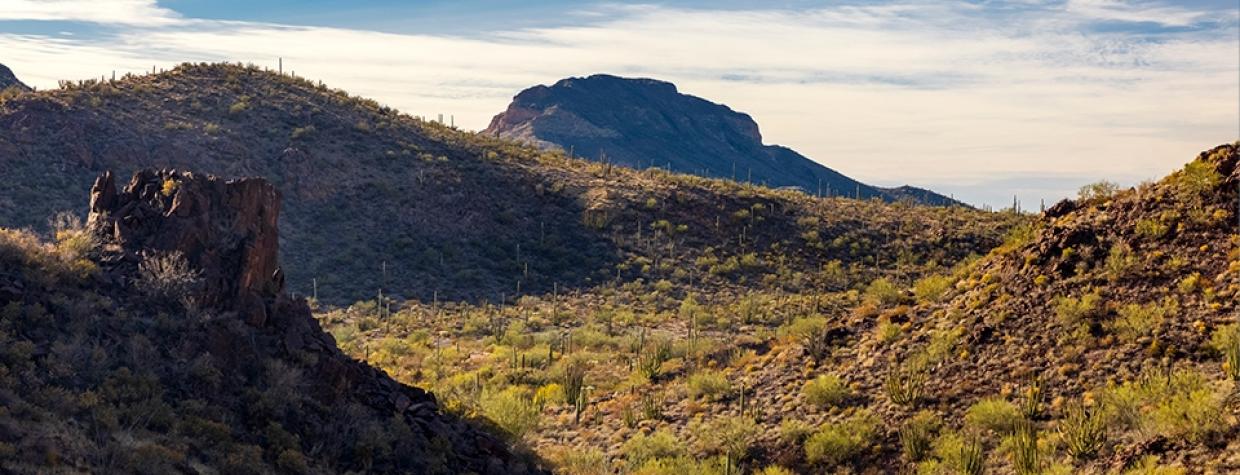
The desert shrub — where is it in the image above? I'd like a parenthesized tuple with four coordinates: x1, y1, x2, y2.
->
(802, 374, 850, 408)
(1122, 456, 1186, 475)
(1077, 181, 1119, 202)
(1058, 402, 1106, 460)
(863, 278, 902, 307)
(874, 317, 903, 344)
(1002, 420, 1040, 475)
(1111, 298, 1176, 342)
(885, 360, 927, 406)
(550, 447, 609, 475)
(778, 419, 814, 445)
(1103, 242, 1138, 281)
(1134, 219, 1169, 239)
(930, 431, 984, 475)
(899, 411, 940, 462)
(1100, 368, 1226, 442)
(622, 430, 685, 469)
(1054, 292, 1101, 334)
(964, 397, 1023, 435)
(687, 370, 731, 401)
(913, 274, 953, 303)
(1215, 325, 1240, 381)
(691, 415, 758, 467)
(1174, 161, 1221, 205)
(479, 386, 540, 440)
(804, 410, 880, 467)
(137, 251, 201, 304)
(533, 383, 565, 409)
(757, 466, 794, 475)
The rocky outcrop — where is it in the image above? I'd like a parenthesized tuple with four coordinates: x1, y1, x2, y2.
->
(85, 169, 544, 474)
(89, 169, 283, 325)
(485, 74, 963, 206)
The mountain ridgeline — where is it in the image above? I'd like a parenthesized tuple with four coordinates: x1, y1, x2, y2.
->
(0, 63, 1012, 306)
(484, 74, 961, 206)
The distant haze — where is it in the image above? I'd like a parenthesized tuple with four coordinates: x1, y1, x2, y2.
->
(1, 0, 1236, 208)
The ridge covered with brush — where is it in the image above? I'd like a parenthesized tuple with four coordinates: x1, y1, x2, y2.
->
(0, 63, 1007, 306)
(0, 169, 543, 474)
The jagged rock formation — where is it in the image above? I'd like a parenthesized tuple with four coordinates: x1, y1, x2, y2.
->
(485, 74, 963, 206)
(0, 63, 29, 92)
(0, 168, 544, 474)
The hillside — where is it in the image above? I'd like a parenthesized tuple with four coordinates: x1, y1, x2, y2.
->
(323, 144, 1239, 474)
(0, 63, 28, 93)
(0, 169, 542, 474)
(484, 74, 962, 206)
(0, 63, 1011, 306)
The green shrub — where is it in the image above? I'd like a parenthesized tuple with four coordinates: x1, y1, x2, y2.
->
(1103, 242, 1138, 281)
(964, 397, 1023, 435)
(1100, 368, 1226, 442)
(1054, 292, 1101, 334)
(1077, 181, 1119, 201)
(1174, 161, 1221, 205)
(1210, 324, 1239, 381)
(1058, 402, 1106, 460)
(802, 374, 850, 408)
(899, 411, 940, 462)
(1134, 219, 1169, 239)
(1111, 298, 1176, 342)
(621, 430, 685, 469)
(864, 278, 903, 307)
(687, 370, 731, 401)
(930, 431, 984, 475)
(1004, 421, 1040, 475)
(1122, 456, 1186, 475)
(691, 416, 758, 467)
(804, 410, 880, 467)
(913, 275, 953, 303)
(885, 361, 926, 407)
(550, 447, 608, 475)
(479, 386, 540, 440)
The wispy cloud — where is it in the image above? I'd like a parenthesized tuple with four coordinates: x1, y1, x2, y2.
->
(0, 0, 181, 26)
(0, 0, 1235, 207)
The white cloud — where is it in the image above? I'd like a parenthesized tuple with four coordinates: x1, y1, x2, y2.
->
(0, 0, 181, 26)
(0, 2, 1235, 207)
(1064, 0, 1212, 27)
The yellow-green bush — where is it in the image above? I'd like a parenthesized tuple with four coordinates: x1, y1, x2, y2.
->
(802, 374, 850, 408)
(479, 386, 540, 440)
(964, 397, 1023, 435)
(804, 410, 880, 467)
(687, 370, 731, 401)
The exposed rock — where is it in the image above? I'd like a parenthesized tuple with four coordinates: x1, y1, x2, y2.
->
(485, 74, 963, 206)
(84, 169, 545, 474)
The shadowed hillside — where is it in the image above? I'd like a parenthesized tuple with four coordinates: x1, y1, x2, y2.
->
(0, 169, 544, 474)
(0, 63, 1015, 306)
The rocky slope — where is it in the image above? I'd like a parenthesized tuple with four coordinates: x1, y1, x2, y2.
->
(0, 63, 1012, 306)
(0, 169, 544, 474)
(0, 63, 29, 93)
(484, 74, 961, 206)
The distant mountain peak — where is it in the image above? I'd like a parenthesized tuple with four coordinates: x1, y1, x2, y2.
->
(485, 74, 960, 206)
(0, 62, 31, 92)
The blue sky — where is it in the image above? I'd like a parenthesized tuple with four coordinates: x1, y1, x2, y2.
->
(0, 0, 1237, 208)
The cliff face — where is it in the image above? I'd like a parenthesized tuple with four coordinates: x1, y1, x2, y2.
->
(485, 74, 962, 206)
(0, 169, 544, 474)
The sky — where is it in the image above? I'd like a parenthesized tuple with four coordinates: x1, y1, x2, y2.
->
(0, 0, 1237, 208)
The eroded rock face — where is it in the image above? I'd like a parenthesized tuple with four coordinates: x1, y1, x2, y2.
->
(89, 169, 282, 325)
(84, 169, 540, 474)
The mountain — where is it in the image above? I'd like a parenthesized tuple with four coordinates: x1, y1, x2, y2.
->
(0, 63, 1014, 306)
(0, 63, 30, 93)
(0, 169, 543, 474)
(484, 74, 962, 206)
(322, 143, 1240, 474)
